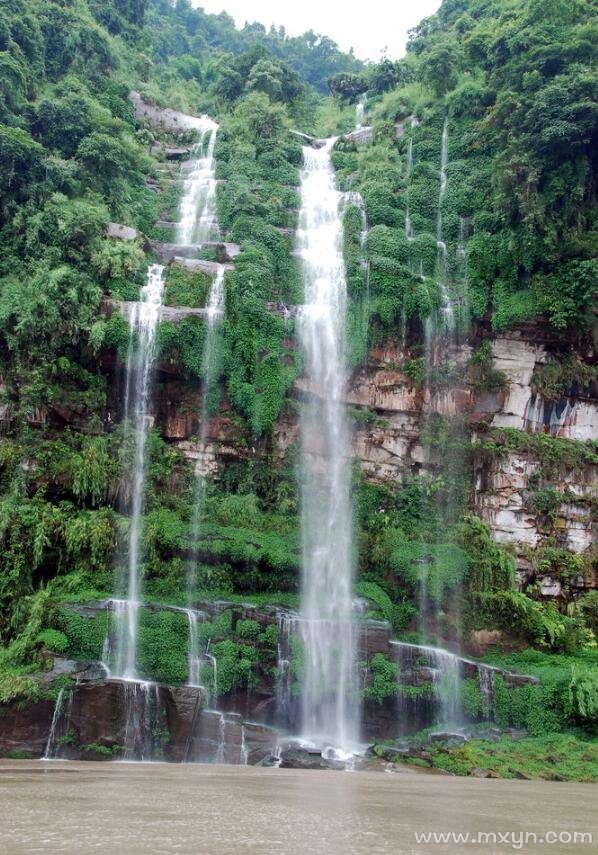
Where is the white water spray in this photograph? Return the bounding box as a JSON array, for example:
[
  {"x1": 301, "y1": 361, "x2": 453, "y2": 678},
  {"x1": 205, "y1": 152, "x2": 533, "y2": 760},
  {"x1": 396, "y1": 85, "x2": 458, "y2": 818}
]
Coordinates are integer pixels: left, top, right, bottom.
[
  {"x1": 435, "y1": 117, "x2": 454, "y2": 332},
  {"x1": 355, "y1": 94, "x2": 367, "y2": 129},
  {"x1": 297, "y1": 138, "x2": 359, "y2": 756},
  {"x1": 113, "y1": 263, "x2": 165, "y2": 680},
  {"x1": 176, "y1": 119, "x2": 219, "y2": 247}
]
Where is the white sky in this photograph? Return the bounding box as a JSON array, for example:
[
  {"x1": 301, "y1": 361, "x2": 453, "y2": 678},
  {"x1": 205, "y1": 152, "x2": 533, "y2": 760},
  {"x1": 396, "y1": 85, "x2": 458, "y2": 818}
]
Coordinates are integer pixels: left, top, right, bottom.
[{"x1": 194, "y1": 1, "x2": 441, "y2": 61}]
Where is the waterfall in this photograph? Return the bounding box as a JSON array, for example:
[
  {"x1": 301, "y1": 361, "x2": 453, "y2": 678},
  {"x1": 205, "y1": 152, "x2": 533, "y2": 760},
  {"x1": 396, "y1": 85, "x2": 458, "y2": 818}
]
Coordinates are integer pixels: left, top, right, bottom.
[
  {"x1": 477, "y1": 664, "x2": 497, "y2": 720},
  {"x1": 417, "y1": 117, "x2": 466, "y2": 722},
  {"x1": 185, "y1": 270, "x2": 225, "y2": 627},
  {"x1": 185, "y1": 608, "x2": 202, "y2": 688},
  {"x1": 176, "y1": 119, "x2": 219, "y2": 247},
  {"x1": 404, "y1": 116, "x2": 417, "y2": 241},
  {"x1": 435, "y1": 117, "x2": 454, "y2": 332},
  {"x1": 355, "y1": 94, "x2": 367, "y2": 129},
  {"x1": 341, "y1": 190, "x2": 370, "y2": 358},
  {"x1": 391, "y1": 641, "x2": 462, "y2": 727},
  {"x1": 43, "y1": 688, "x2": 67, "y2": 760},
  {"x1": 274, "y1": 612, "x2": 297, "y2": 729},
  {"x1": 112, "y1": 263, "x2": 165, "y2": 681},
  {"x1": 296, "y1": 138, "x2": 359, "y2": 757},
  {"x1": 121, "y1": 681, "x2": 161, "y2": 761}
]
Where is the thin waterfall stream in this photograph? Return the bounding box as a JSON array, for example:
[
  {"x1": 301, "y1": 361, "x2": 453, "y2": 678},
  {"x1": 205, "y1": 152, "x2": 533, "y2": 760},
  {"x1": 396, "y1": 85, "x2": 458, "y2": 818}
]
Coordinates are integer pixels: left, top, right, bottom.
[
  {"x1": 296, "y1": 137, "x2": 359, "y2": 758},
  {"x1": 103, "y1": 113, "x2": 224, "y2": 752},
  {"x1": 177, "y1": 119, "x2": 219, "y2": 247},
  {"x1": 111, "y1": 262, "x2": 166, "y2": 681}
]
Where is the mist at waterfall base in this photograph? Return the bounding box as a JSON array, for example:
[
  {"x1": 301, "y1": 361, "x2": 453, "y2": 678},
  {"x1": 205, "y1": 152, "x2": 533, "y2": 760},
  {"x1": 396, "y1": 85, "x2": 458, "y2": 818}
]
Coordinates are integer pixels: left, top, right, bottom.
[{"x1": 295, "y1": 138, "x2": 361, "y2": 760}]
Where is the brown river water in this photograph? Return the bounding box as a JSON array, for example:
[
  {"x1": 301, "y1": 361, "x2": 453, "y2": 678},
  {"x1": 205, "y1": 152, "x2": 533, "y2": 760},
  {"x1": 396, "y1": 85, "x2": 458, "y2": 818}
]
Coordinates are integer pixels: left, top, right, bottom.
[{"x1": 0, "y1": 761, "x2": 595, "y2": 855}]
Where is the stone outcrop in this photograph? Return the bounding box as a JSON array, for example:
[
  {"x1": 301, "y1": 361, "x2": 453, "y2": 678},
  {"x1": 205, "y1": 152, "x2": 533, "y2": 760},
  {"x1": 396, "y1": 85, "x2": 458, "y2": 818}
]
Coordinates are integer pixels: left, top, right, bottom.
[
  {"x1": 130, "y1": 91, "x2": 209, "y2": 134},
  {"x1": 107, "y1": 222, "x2": 139, "y2": 241},
  {"x1": 489, "y1": 333, "x2": 597, "y2": 441},
  {"x1": 473, "y1": 449, "x2": 596, "y2": 564},
  {"x1": 0, "y1": 696, "x2": 55, "y2": 757},
  {"x1": 343, "y1": 126, "x2": 374, "y2": 145},
  {"x1": 0, "y1": 677, "x2": 277, "y2": 764}
]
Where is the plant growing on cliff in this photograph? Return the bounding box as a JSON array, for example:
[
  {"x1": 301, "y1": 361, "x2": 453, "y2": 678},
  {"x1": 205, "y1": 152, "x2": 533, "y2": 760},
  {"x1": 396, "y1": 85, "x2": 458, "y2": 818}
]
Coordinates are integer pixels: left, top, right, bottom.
[{"x1": 361, "y1": 653, "x2": 399, "y2": 704}]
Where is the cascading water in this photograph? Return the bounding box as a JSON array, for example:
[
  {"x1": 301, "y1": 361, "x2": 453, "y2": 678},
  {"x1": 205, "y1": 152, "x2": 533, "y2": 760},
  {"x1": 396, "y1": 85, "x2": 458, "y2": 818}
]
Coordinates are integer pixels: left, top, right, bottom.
[
  {"x1": 184, "y1": 274, "x2": 225, "y2": 685},
  {"x1": 174, "y1": 117, "x2": 225, "y2": 642},
  {"x1": 296, "y1": 138, "x2": 359, "y2": 757},
  {"x1": 435, "y1": 117, "x2": 454, "y2": 332},
  {"x1": 355, "y1": 94, "x2": 367, "y2": 129},
  {"x1": 185, "y1": 608, "x2": 202, "y2": 688},
  {"x1": 417, "y1": 116, "x2": 469, "y2": 725},
  {"x1": 112, "y1": 262, "x2": 165, "y2": 681},
  {"x1": 43, "y1": 688, "x2": 68, "y2": 760},
  {"x1": 341, "y1": 190, "x2": 370, "y2": 357},
  {"x1": 176, "y1": 119, "x2": 219, "y2": 247},
  {"x1": 103, "y1": 113, "x2": 223, "y2": 760},
  {"x1": 404, "y1": 116, "x2": 417, "y2": 242}
]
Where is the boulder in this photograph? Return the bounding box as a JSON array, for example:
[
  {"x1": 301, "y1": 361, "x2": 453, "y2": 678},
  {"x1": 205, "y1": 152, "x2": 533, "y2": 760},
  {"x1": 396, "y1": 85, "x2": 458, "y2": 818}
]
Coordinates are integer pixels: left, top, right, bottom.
[
  {"x1": 130, "y1": 91, "x2": 214, "y2": 134},
  {"x1": 429, "y1": 732, "x2": 469, "y2": 745},
  {"x1": 0, "y1": 697, "x2": 55, "y2": 758},
  {"x1": 470, "y1": 767, "x2": 500, "y2": 778},
  {"x1": 107, "y1": 222, "x2": 139, "y2": 241},
  {"x1": 278, "y1": 746, "x2": 331, "y2": 770}
]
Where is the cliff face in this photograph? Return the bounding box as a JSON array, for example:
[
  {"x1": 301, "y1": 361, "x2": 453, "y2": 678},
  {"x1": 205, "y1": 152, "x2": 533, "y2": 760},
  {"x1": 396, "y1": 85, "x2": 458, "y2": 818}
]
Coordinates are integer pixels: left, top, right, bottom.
[
  {"x1": 0, "y1": 0, "x2": 596, "y2": 765},
  {"x1": 140, "y1": 320, "x2": 596, "y2": 605}
]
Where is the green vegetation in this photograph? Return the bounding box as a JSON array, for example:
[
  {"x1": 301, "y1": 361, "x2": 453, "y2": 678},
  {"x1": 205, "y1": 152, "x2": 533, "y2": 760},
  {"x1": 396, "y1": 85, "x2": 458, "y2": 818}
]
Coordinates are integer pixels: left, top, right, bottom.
[
  {"x1": 0, "y1": 0, "x2": 595, "y2": 783},
  {"x1": 377, "y1": 732, "x2": 598, "y2": 782},
  {"x1": 327, "y1": 0, "x2": 597, "y2": 338}
]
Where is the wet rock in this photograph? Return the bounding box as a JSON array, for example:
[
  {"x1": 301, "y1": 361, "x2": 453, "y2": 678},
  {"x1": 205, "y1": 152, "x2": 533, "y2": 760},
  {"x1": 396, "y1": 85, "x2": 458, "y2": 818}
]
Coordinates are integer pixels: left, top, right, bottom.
[
  {"x1": 171, "y1": 256, "x2": 232, "y2": 275},
  {"x1": 359, "y1": 620, "x2": 391, "y2": 656},
  {"x1": 344, "y1": 126, "x2": 374, "y2": 145},
  {"x1": 470, "y1": 767, "x2": 499, "y2": 778},
  {"x1": 278, "y1": 747, "x2": 331, "y2": 770},
  {"x1": 0, "y1": 697, "x2": 55, "y2": 758},
  {"x1": 408, "y1": 749, "x2": 433, "y2": 764},
  {"x1": 473, "y1": 728, "x2": 503, "y2": 743},
  {"x1": 378, "y1": 746, "x2": 410, "y2": 763},
  {"x1": 503, "y1": 673, "x2": 540, "y2": 688},
  {"x1": 203, "y1": 241, "x2": 242, "y2": 263},
  {"x1": 163, "y1": 145, "x2": 194, "y2": 161},
  {"x1": 429, "y1": 732, "x2": 469, "y2": 745}
]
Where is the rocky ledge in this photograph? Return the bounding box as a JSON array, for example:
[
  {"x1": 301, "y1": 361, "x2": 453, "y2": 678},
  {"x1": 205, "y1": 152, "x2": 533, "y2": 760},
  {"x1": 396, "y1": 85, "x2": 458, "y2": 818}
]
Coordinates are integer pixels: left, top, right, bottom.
[{"x1": 0, "y1": 678, "x2": 276, "y2": 764}]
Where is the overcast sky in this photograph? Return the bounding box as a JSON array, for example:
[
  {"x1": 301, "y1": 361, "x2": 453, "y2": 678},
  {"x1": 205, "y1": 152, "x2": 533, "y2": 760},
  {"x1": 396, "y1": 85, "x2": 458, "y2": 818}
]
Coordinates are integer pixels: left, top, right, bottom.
[{"x1": 194, "y1": 1, "x2": 441, "y2": 61}]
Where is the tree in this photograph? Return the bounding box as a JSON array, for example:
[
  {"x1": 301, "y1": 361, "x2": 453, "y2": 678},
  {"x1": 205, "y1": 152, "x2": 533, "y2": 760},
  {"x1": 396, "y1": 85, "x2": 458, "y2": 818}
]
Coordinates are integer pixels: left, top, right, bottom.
[
  {"x1": 0, "y1": 125, "x2": 44, "y2": 216},
  {"x1": 420, "y1": 42, "x2": 460, "y2": 96},
  {"x1": 327, "y1": 71, "x2": 367, "y2": 101}
]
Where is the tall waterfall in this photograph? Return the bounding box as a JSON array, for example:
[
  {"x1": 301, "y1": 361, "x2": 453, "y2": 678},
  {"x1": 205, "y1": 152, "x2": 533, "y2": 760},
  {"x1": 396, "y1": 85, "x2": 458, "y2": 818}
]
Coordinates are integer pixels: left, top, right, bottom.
[
  {"x1": 112, "y1": 262, "x2": 165, "y2": 680},
  {"x1": 186, "y1": 262, "x2": 225, "y2": 688},
  {"x1": 419, "y1": 116, "x2": 466, "y2": 725},
  {"x1": 109, "y1": 114, "x2": 222, "y2": 693},
  {"x1": 176, "y1": 117, "x2": 225, "y2": 688},
  {"x1": 435, "y1": 117, "x2": 454, "y2": 332},
  {"x1": 404, "y1": 116, "x2": 417, "y2": 242},
  {"x1": 355, "y1": 94, "x2": 367, "y2": 129},
  {"x1": 296, "y1": 139, "x2": 358, "y2": 756},
  {"x1": 176, "y1": 119, "x2": 219, "y2": 247}
]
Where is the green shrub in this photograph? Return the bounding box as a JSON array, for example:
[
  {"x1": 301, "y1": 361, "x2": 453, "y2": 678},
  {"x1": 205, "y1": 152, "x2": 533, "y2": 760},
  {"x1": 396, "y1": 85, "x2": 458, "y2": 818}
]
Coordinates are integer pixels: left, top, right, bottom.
[
  {"x1": 35, "y1": 629, "x2": 69, "y2": 654},
  {"x1": 362, "y1": 653, "x2": 399, "y2": 704},
  {"x1": 236, "y1": 619, "x2": 261, "y2": 641}
]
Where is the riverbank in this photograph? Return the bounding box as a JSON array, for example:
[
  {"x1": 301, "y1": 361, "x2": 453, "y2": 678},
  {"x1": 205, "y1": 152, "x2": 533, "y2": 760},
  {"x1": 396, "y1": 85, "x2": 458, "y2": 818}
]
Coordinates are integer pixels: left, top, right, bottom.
[{"x1": 0, "y1": 761, "x2": 596, "y2": 854}]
